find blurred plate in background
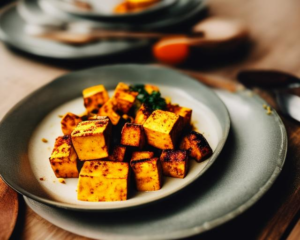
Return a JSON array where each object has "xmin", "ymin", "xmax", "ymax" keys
[
  {"xmin": 47, "ymin": 0, "xmax": 178, "ymax": 19},
  {"xmin": 0, "ymin": 0, "xmax": 206, "ymax": 59}
]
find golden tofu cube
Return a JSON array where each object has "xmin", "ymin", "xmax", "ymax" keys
[
  {"xmin": 134, "ymin": 104, "xmax": 153, "ymax": 125},
  {"xmin": 113, "ymin": 82, "xmax": 138, "ymax": 114},
  {"xmin": 131, "ymin": 151, "xmax": 154, "ymax": 161},
  {"xmin": 61, "ymin": 112, "xmax": 82, "ymax": 135},
  {"xmin": 108, "ymin": 145, "xmax": 127, "ymax": 162},
  {"xmin": 144, "ymin": 84, "xmax": 160, "ymax": 94},
  {"xmin": 179, "ymin": 131, "xmax": 213, "ymax": 162},
  {"xmin": 130, "ymin": 158, "xmax": 162, "ymax": 191},
  {"xmin": 98, "ymin": 99, "xmax": 121, "ymax": 125},
  {"xmin": 49, "ymin": 135, "xmax": 78, "ymax": 178},
  {"xmin": 167, "ymin": 104, "xmax": 192, "ymax": 128},
  {"xmin": 160, "ymin": 150, "xmax": 188, "ymax": 178},
  {"xmin": 82, "ymin": 85, "xmax": 109, "ymax": 114},
  {"xmin": 143, "ymin": 110, "xmax": 183, "ymax": 150},
  {"xmin": 77, "ymin": 160, "xmax": 129, "ymax": 201},
  {"xmin": 71, "ymin": 119, "xmax": 112, "ymax": 160},
  {"xmin": 121, "ymin": 123, "xmax": 146, "ymax": 148}
]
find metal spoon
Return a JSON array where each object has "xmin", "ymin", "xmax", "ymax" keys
[
  {"xmin": 237, "ymin": 70, "xmax": 300, "ymax": 122},
  {"xmin": 276, "ymin": 90, "xmax": 300, "ymax": 122}
]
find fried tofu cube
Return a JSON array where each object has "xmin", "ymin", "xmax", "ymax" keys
[
  {"xmin": 134, "ymin": 104, "xmax": 153, "ymax": 125},
  {"xmin": 131, "ymin": 151, "xmax": 154, "ymax": 161},
  {"xmin": 98, "ymin": 99, "xmax": 121, "ymax": 125},
  {"xmin": 160, "ymin": 150, "xmax": 188, "ymax": 178},
  {"xmin": 49, "ymin": 135, "xmax": 78, "ymax": 178},
  {"xmin": 71, "ymin": 119, "xmax": 112, "ymax": 160},
  {"xmin": 143, "ymin": 110, "xmax": 183, "ymax": 150},
  {"xmin": 144, "ymin": 84, "xmax": 160, "ymax": 94},
  {"xmin": 113, "ymin": 82, "xmax": 138, "ymax": 114},
  {"xmin": 61, "ymin": 112, "xmax": 82, "ymax": 135},
  {"xmin": 130, "ymin": 158, "xmax": 162, "ymax": 191},
  {"xmin": 179, "ymin": 131, "xmax": 213, "ymax": 162},
  {"xmin": 167, "ymin": 104, "xmax": 192, "ymax": 128},
  {"xmin": 121, "ymin": 123, "xmax": 146, "ymax": 148},
  {"xmin": 82, "ymin": 85, "xmax": 109, "ymax": 114},
  {"xmin": 77, "ymin": 160, "xmax": 129, "ymax": 201},
  {"xmin": 108, "ymin": 145, "xmax": 127, "ymax": 162}
]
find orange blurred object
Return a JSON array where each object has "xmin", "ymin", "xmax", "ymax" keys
[
  {"xmin": 153, "ymin": 36, "xmax": 190, "ymax": 65},
  {"xmin": 114, "ymin": 0, "xmax": 159, "ymax": 14}
]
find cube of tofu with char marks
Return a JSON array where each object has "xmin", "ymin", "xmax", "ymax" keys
[
  {"xmin": 134, "ymin": 104, "xmax": 153, "ymax": 125},
  {"xmin": 61, "ymin": 112, "xmax": 82, "ymax": 135},
  {"xmin": 82, "ymin": 85, "xmax": 109, "ymax": 114},
  {"xmin": 108, "ymin": 145, "xmax": 127, "ymax": 162},
  {"xmin": 180, "ymin": 131, "xmax": 213, "ymax": 162},
  {"xmin": 77, "ymin": 161, "xmax": 129, "ymax": 202},
  {"xmin": 121, "ymin": 123, "xmax": 146, "ymax": 149},
  {"xmin": 143, "ymin": 110, "xmax": 183, "ymax": 150},
  {"xmin": 49, "ymin": 135, "xmax": 78, "ymax": 178},
  {"xmin": 160, "ymin": 150, "xmax": 188, "ymax": 178},
  {"xmin": 98, "ymin": 98, "xmax": 121, "ymax": 125},
  {"xmin": 167, "ymin": 104, "xmax": 192, "ymax": 128},
  {"xmin": 130, "ymin": 158, "xmax": 162, "ymax": 191},
  {"xmin": 131, "ymin": 151, "xmax": 154, "ymax": 161},
  {"xmin": 71, "ymin": 119, "xmax": 112, "ymax": 160},
  {"xmin": 113, "ymin": 82, "xmax": 138, "ymax": 114},
  {"xmin": 144, "ymin": 84, "xmax": 160, "ymax": 94}
]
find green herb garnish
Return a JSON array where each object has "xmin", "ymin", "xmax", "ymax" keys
[{"xmin": 130, "ymin": 84, "xmax": 166, "ymax": 110}]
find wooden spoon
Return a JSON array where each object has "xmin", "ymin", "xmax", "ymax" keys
[
  {"xmin": 26, "ymin": 17, "xmax": 248, "ymax": 46},
  {"xmin": 0, "ymin": 177, "xmax": 19, "ymax": 240}
]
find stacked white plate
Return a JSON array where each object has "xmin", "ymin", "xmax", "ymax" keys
[{"xmin": 0, "ymin": 0, "xmax": 207, "ymax": 59}]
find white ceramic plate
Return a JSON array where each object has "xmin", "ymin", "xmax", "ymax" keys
[
  {"xmin": 0, "ymin": 65, "xmax": 230, "ymax": 210},
  {"xmin": 24, "ymin": 88, "xmax": 287, "ymax": 239}
]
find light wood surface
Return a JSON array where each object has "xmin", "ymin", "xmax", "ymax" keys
[{"xmin": 1, "ymin": 0, "xmax": 300, "ymax": 239}]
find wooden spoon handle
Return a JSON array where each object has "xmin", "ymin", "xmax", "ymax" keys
[
  {"xmin": 37, "ymin": 31, "xmax": 183, "ymax": 45},
  {"xmin": 0, "ymin": 177, "xmax": 19, "ymax": 240}
]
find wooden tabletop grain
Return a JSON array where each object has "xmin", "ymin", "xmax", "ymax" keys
[{"xmin": 1, "ymin": 0, "xmax": 300, "ymax": 239}]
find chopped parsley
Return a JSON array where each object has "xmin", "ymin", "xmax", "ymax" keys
[{"xmin": 130, "ymin": 84, "xmax": 166, "ymax": 110}]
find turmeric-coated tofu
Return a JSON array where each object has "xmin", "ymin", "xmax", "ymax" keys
[
  {"xmin": 179, "ymin": 131, "xmax": 213, "ymax": 162},
  {"xmin": 144, "ymin": 84, "xmax": 160, "ymax": 94},
  {"xmin": 134, "ymin": 104, "xmax": 153, "ymax": 125},
  {"xmin": 49, "ymin": 135, "xmax": 78, "ymax": 178},
  {"xmin": 71, "ymin": 119, "xmax": 112, "ymax": 160},
  {"xmin": 131, "ymin": 157, "xmax": 162, "ymax": 191},
  {"xmin": 108, "ymin": 145, "xmax": 127, "ymax": 162},
  {"xmin": 167, "ymin": 104, "xmax": 192, "ymax": 128},
  {"xmin": 77, "ymin": 160, "xmax": 129, "ymax": 201},
  {"xmin": 160, "ymin": 150, "xmax": 188, "ymax": 178},
  {"xmin": 82, "ymin": 85, "xmax": 109, "ymax": 114},
  {"xmin": 113, "ymin": 82, "xmax": 138, "ymax": 114},
  {"xmin": 131, "ymin": 151, "xmax": 154, "ymax": 161},
  {"xmin": 143, "ymin": 110, "xmax": 183, "ymax": 150},
  {"xmin": 98, "ymin": 98, "xmax": 121, "ymax": 125},
  {"xmin": 121, "ymin": 123, "xmax": 146, "ymax": 148},
  {"xmin": 61, "ymin": 112, "xmax": 82, "ymax": 135}
]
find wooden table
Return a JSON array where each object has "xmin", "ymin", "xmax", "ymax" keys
[{"xmin": 1, "ymin": 0, "xmax": 300, "ymax": 239}]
